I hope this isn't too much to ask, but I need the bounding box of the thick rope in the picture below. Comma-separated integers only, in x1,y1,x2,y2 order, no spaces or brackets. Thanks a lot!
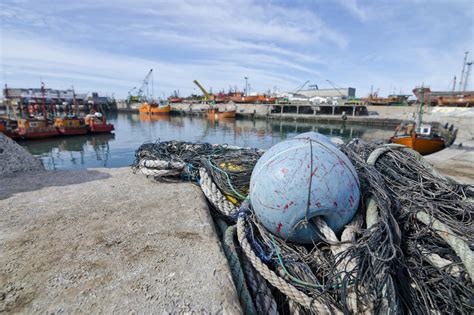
241,251,279,315
215,219,257,315
416,245,461,277
139,159,185,170
199,168,238,217
138,167,180,177
237,216,342,314
313,215,366,314
415,211,474,281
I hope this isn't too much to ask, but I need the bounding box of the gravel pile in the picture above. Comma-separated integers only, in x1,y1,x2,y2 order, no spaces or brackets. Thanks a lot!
0,133,44,176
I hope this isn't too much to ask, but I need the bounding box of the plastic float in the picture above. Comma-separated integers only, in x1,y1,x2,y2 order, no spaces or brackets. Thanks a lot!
249,132,360,244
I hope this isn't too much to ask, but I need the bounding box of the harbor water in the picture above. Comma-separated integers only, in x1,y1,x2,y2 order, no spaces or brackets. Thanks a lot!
16,112,395,170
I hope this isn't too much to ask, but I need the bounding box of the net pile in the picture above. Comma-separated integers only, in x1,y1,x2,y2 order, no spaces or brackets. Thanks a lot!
133,140,473,314
132,140,262,212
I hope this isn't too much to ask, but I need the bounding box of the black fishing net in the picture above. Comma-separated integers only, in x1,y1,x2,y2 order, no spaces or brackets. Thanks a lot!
133,139,474,314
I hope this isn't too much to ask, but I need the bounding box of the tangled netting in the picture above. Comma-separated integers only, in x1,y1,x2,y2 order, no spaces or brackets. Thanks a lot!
132,140,262,202
133,139,473,314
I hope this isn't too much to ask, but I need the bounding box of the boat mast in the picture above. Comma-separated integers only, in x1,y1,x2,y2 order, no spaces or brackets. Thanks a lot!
72,86,78,115
417,87,424,129
41,82,47,119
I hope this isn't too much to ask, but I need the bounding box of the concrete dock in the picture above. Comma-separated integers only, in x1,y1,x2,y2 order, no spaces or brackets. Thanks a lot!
1,104,472,313
0,168,241,313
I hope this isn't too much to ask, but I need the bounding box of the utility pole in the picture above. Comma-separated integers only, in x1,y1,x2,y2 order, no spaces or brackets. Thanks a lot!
244,77,248,96
458,52,469,91
452,76,457,93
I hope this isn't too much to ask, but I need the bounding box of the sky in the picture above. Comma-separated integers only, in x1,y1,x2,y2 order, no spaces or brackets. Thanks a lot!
1,0,473,99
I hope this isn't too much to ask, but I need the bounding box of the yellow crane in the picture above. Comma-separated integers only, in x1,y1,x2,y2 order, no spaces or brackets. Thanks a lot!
193,80,211,101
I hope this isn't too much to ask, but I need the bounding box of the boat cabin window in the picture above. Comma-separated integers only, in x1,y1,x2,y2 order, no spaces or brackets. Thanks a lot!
419,124,432,135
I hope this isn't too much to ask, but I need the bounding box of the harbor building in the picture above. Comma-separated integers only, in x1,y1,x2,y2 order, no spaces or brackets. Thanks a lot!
297,87,356,99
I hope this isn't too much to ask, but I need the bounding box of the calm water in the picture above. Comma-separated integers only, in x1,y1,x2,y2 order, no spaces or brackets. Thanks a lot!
17,113,394,170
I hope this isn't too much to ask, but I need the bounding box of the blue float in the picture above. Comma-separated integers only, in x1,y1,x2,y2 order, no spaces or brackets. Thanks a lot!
249,132,360,244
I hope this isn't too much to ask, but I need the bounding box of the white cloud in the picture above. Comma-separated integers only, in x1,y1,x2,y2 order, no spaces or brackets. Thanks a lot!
1,0,472,98
335,0,368,21
1,31,306,97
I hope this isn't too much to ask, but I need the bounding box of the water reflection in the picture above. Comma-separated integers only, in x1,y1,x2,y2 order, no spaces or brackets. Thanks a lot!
138,113,171,123
18,113,393,170
19,134,115,170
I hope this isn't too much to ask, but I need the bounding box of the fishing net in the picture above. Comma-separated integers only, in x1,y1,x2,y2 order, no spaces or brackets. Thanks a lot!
132,140,262,205
133,139,473,314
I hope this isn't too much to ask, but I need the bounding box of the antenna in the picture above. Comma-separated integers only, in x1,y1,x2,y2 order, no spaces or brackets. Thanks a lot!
458,52,469,91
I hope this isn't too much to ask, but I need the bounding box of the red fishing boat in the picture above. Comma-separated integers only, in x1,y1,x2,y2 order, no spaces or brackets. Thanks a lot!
84,112,114,133
54,117,87,135
17,118,59,139
207,108,236,118
0,118,20,139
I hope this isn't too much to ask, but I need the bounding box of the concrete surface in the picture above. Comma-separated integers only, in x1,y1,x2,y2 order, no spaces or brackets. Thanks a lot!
0,133,44,176
0,168,241,314
425,139,474,185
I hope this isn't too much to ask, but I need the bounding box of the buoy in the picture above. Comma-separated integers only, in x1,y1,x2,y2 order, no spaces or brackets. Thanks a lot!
249,132,360,244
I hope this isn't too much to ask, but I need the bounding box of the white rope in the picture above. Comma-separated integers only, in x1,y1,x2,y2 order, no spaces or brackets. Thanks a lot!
313,215,371,314
139,167,180,177
415,211,473,281
237,216,342,314
140,159,185,170
416,245,461,278
199,168,238,217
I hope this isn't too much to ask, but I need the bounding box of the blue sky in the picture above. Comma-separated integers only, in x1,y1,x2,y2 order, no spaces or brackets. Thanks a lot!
1,0,473,98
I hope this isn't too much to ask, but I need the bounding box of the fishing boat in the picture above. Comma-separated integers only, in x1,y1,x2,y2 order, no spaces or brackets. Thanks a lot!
0,118,19,139
437,95,474,107
390,123,446,155
207,108,236,118
257,95,277,104
138,102,171,114
84,112,114,133
390,87,453,155
168,97,183,103
54,116,87,135
17,118,59,139
230,95,258,103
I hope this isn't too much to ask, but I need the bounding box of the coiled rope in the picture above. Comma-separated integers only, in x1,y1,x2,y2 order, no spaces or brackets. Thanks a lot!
237,215,342,314
199,168,239,217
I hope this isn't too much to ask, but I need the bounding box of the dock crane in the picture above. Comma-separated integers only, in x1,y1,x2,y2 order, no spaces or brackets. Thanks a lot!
326,79,345,97
127,87,137,97
458,52,469,91
193,80,211,101
294,80,310,93
136,69,154,102
462,61,472,91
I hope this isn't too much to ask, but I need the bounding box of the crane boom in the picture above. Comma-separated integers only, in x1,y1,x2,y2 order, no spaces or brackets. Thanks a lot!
458,52,469,91
294,80,309,93
462,62,472,92
193,80,210,101
137,69,153,101
326,79,344,97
